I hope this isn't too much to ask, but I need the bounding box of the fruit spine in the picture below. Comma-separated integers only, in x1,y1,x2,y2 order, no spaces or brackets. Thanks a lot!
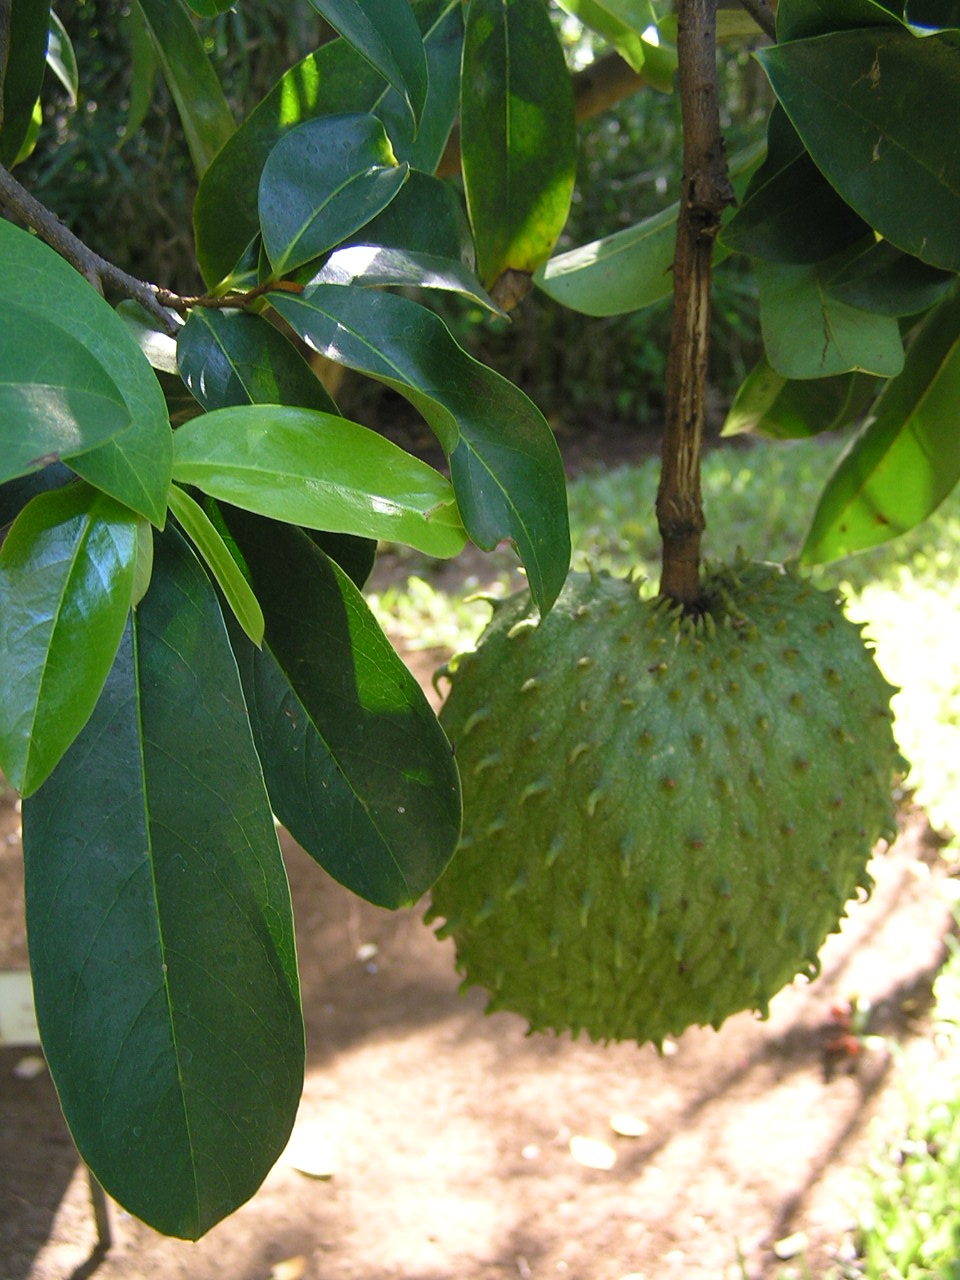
426,561,905,1046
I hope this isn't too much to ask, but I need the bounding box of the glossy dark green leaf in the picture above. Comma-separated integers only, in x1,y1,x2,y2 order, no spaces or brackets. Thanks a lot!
305,0,427,128
776,0,902,40
722,355,877,439
259,114,408,276
373,0,462,172
305,530,377,588
192,0,452,287
22,527,303,1239
177,310,338,414
0,221,171,523
757,258,905,379
219,507,461,907
0,0,50,166
167,484,264,646
758,28,960,271
801,291,960,562
461,0,576,290
172,403,467,558
46,12,79,106
0,301,133,485
0,484,138,795
553,0,657,74
310,171,488,303
534,142,764,316
721,106,871,264
270,284,570,612
116,301,181,376
135,0,234,176
822,240,955,316
343,168,474,264
314,246,502,312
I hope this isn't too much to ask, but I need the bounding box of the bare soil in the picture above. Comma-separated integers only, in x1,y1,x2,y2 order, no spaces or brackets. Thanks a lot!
2,752,959,1280
2,427,958,1280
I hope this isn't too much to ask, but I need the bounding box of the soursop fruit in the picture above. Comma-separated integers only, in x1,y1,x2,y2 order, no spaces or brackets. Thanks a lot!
426,561,905,1045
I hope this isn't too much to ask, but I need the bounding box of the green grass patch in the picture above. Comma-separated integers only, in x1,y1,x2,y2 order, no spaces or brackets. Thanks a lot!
821,927,960,1279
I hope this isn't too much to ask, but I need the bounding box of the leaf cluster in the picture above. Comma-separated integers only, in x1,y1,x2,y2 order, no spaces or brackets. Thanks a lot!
0,0,574,1237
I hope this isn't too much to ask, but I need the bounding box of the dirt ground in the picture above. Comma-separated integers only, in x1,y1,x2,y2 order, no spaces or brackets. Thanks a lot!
2,746,959,1280
2,424,959,1280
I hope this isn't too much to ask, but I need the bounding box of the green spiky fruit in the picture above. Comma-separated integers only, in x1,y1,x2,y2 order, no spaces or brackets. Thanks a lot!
426,562,905,1045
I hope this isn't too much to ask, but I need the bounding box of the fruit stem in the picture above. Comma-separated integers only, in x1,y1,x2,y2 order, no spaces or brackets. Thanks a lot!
656,0,735,609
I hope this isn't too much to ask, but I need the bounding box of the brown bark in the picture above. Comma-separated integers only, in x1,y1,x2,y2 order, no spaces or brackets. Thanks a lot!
655,0,735,608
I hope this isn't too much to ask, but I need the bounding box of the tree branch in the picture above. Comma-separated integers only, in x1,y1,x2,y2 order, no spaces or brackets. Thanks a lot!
0,163,183,336
735,0,776,41
656,0,735,607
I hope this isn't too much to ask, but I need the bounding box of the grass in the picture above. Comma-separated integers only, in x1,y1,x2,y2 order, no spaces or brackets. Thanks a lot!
779,927,960,1280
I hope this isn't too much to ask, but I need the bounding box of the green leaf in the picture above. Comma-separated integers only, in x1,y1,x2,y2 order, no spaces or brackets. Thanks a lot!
132,518,154,606
120,3,159,145
117,300,181,376
134,0,234,177
0,301,133,485
22,527,303,1239
269,284,570,612
177,309,338,414
535,141,765,316
801,291,960,562
373,0,462,173
0,221,171,522
756,258,905,379
192,0,453,287
822,239,955,317
172,403,467,558
306,529,377,588
776,0,903,40
0,0,51,166
314,245,502,313
12,96,41,165
184,0,235,14
167,483,264,646
259,113,408,276
720,106,871,265
46,11,78,106
553,0,657,74
307,168,494,304
758,27,960,272
0,484,138,795
342,168,475,264
305,0,428,128
461,0,576,290
220,507,461,907
722,355,877,439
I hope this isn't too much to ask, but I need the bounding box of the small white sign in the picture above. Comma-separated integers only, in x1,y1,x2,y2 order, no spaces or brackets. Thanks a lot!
0,970,40,1046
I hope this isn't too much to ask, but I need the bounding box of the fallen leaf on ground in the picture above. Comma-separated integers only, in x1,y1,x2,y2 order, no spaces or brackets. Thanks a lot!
569,1135,616,1170
270,1256,307,1280
609,1112,648,1138
284,1123,339,1179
